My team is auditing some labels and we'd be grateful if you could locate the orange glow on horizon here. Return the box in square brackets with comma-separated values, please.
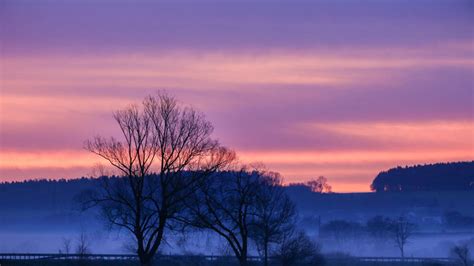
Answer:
[1, 147, 472, 192]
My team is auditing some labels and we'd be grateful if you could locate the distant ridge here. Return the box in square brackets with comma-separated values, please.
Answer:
[371, 161, 474, 192]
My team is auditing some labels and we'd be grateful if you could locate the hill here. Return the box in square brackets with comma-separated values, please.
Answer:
[370, 161, 474, 192]
[1, 177, 473, 228]
[1, 177, 473, 255]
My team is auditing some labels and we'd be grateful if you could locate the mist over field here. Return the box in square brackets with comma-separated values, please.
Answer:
[1, 179, 473, 257]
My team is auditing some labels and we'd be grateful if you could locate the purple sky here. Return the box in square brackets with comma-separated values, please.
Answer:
[1, 0, 473, 191]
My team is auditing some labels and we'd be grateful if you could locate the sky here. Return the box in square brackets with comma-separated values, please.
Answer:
[0, 0, 473, 192]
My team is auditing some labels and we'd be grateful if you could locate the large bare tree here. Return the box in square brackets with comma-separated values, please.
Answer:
[84, 93, 235, 266]
[251, 172, 296, 266]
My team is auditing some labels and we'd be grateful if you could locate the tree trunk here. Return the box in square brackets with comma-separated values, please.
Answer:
[240, 236, 248, 266]
[239, 257, 247, 266]
[141, 257, 153, 266]
[139, 252, 154, 266]
[238, 249, 248, 266]
[264, 241, 268, 266]
[142, 261, 153, 266]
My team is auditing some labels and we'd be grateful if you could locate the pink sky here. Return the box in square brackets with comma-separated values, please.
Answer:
[1, 0, 473, 192]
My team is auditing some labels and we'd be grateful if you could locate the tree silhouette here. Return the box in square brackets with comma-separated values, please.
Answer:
[274, 231, 323, 266]
[390, 216, 415, 258]
[83, 92, 235, 266]
[75, 232, 90, 257]
[451, 244, 470, 266]
[183, 167, 264, 266]
[366, 215, 392, 240]
[306, 176, 332, 193]
[59, 237, 72, 255]
[251, 171, 296, 266]
[371, 161, 474, 192]
[320, 220, 364, 248]
[288, 176, 333, 193]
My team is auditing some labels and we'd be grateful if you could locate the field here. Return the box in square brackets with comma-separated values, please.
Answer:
[0, 258, 459, 266]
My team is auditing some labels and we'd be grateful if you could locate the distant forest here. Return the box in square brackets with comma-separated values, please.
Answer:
[371, 161, 474, 192]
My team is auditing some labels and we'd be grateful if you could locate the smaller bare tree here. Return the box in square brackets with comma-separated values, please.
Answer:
[451, 244, 470, 266]
[366, 216, 393, 249]
[274, 231, 323, 266]
[306, 176, 332, 193]
[251, 171, 296, 266]
[59, 237, 72, 255]
[183, 167, 261, 266]
[390, 216, 415, 258]
[75, 232, 90, 257]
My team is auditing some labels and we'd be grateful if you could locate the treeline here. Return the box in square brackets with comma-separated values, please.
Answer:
[320, 211, 474, 238]
[370, 161, 474, 192]
[0, 177, 98, 211]
[321, 216, 415, 257]
[319, 212, 474, 257]
[0, 175, 329, 212]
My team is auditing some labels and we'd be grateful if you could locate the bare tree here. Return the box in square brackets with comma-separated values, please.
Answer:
[306, 176, 332, 193]
[451, 244, 470, 266]
[320, 220, 364, 250]
[75, 232, 90, 257]
[182, 167, 262, 266]
[274, 231, 323, 266]
[390, 216, 415, 258]
[366, 216, 392, 240]
[366, 215, 393, 249]
[59, 237, 72, 255]
[84, 92, 235, 266]
[251, 171, 296, 266]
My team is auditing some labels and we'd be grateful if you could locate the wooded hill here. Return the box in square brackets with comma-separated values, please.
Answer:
[370, 161, 474, 192]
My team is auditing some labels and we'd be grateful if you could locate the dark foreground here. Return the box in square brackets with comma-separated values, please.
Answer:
[0, 256, 463, 266]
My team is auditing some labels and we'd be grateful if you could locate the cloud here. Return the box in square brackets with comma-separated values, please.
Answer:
[301, 120, 474, 150]
[1, 0, 472, 55]
[3, 47, 472, 94]
[2, 48, 472, 152]
[0, 150, 99, 169]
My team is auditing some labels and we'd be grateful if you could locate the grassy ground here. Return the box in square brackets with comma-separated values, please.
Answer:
[0, 259, 456, 266]
[0, 261, 138, 266]
[0, 258, 250, 266]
